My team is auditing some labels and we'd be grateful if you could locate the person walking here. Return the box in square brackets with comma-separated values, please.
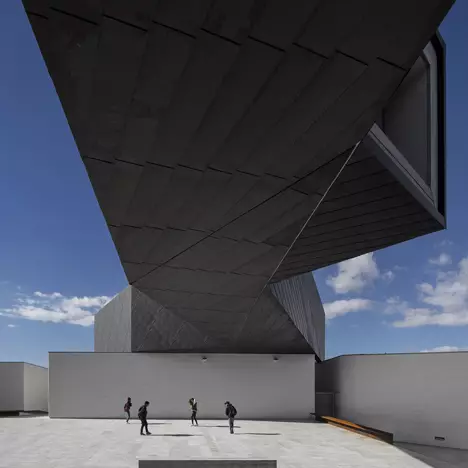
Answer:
[138, 401, 151, 436]
[224, 401, 237, 434]
[124, 397, 132, 423]
[189, 398, 198, 426]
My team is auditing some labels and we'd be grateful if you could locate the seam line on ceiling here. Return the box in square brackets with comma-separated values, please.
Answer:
[50, 6, 99, 26]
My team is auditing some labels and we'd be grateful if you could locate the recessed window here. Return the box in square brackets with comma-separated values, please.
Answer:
[383, 56, 431, 184]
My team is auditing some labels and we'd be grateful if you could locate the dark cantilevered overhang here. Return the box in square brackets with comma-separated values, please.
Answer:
[22, 1, 452, 356]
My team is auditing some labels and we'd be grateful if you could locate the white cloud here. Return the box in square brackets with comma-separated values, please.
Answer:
[391, 257, 468, 327]
[34, 291, 63, 299]
[326, 253, 399, 293]
[429, 253, 452, 266]
[324, 298, 373, 320]
[386, 297, 401, 305]
[436, 240, 454, 248]
[0, 290, 112, 327]
[384, 296, 407, 315]
[326, 253, 380, 294]
[7, 324, 17, 328]
[382, 270, 395, 283]
[421, 346, 466, 353]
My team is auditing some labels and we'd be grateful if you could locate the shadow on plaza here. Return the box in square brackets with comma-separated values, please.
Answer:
[145, 434, 203, 437]
[200, 424, 241, 428]
[0, 411, 48, 418]
[127, 421, 169, 425]
[396, 442, 468, 468]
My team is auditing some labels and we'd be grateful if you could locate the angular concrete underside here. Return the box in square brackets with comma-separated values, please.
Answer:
[95, 272, 325, 358]
[23, 0, 451, 355]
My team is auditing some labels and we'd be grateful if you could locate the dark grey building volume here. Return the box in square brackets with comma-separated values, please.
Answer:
[23, 0, 452, 361]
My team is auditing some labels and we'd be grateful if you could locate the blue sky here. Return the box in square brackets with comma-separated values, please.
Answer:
[1, 1, 467, 366]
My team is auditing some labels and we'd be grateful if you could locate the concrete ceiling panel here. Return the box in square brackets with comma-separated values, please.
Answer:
[180, 39, 282, 170]
[250, 0, 321, 49]
[212, 46, 324, 173]
[122, 164, 174, 227]
[149, 31, 239, 167]
[201, 0, 257, 44]
[146, 228, 207, 265]
[153, 0, 213, 36]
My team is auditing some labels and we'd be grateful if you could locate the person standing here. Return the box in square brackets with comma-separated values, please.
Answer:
[189, 398, 198, 426]
[138, 401, 151, 436]
[224, 401, 237, 434]
[124, 397, 132, 423]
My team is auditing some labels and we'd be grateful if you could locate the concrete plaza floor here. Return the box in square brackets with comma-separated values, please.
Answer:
[1, 416, 467, 468]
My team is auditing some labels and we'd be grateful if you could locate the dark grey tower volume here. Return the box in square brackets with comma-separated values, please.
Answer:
[23, 0, 451, 360]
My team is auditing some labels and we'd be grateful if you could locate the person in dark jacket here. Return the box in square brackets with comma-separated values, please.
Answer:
[138, 401, 151, 436]
[224, 401, 237, 434]
[124, 397, 132, 423]
[189, 398, 198, 426]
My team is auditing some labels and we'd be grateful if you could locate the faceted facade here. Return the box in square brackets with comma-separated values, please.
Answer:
[95, 271, 325, 359]
[23, 0, 451, 360]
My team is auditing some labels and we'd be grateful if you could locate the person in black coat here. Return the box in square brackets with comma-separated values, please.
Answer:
[138, 401, 151, 436]
[189, 398, 198, 426]
[224, 401, 237, 434]
[124, 397, 132, 423]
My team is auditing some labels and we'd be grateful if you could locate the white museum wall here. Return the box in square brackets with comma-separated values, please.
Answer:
[316, 353, 468, 449]
[49, 353, 315, 419]
[0, 362, 24, 412]
[23, 363, 48, 412]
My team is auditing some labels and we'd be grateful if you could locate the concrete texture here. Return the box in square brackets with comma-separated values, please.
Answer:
[21, 0, 450, 352]
[1, 417, 467, 468]
[48, 353, 314, 419]
[0, 362, 48, 413]
[270, 273, 325, 359]
[317, 352, 468, 449]
[95, 285, 132, 352]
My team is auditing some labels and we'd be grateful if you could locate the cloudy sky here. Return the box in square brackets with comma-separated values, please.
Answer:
[314, 246, 468, 357]
[1, 1, 468, 366]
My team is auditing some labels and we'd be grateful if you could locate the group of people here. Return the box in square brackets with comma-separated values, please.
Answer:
[123, 397, 238, 435]
[189, 398, 238, 433]
[124, 398, 151, 435]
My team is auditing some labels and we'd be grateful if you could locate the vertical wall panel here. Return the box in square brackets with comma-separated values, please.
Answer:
[0, 363, 24, 412]
[23, 363, 48, 412]
[317, 353, 468, 449]
[0, 363, 48, 412]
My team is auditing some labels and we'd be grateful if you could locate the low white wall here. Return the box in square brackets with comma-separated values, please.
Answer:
[317, 353, 468, 449]
[0, 362, 24, 412]
[49, 353, 315, 419]
[23, 363, 48, 412]
[139, 461, 276, 468]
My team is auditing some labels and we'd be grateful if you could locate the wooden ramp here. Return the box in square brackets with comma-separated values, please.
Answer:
[317, 416, 393, 444]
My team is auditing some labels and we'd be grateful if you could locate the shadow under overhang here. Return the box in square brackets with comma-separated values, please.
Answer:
[272, 125, 445, 280]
